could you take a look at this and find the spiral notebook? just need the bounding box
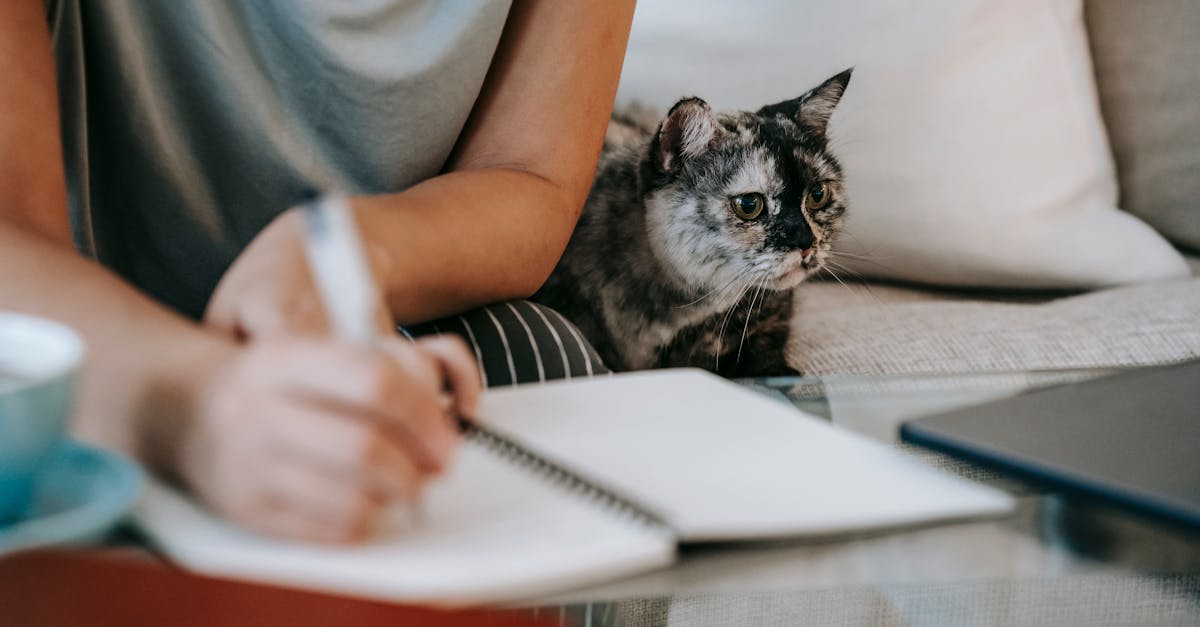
[135,369,1014,606]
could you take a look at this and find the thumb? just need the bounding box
[214,291,331,342]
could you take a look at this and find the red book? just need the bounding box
[0,549,568,627]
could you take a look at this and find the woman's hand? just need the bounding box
[204,207,394,340]
[175,334,481,543]
[197,206,487,543]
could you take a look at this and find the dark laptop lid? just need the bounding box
[901,360,1200,532]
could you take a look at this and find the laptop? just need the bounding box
[900,360,1200,532]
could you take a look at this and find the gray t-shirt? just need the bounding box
[47,0,512,318]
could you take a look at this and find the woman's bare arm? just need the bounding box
[369,0,637,321]
[1,0,471,541]
[0,0,210,456]
[0,0,70,243]
[206,0,637,334]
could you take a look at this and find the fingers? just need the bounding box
[241,292,330,339]
[200,208,336,341]
[373,339,461,471]
[193,385,426,545]
[185,329,473,545]
[204,288,331,341]
[202,300,238,338]
[233,501,353,545]
[266,400,422,502]
[258,463,384,543]
[410,336,483,418]
[248,339,459,471]
[231,484,383,545]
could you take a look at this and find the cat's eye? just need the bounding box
[807,183,830,210]
[730,193,765,220]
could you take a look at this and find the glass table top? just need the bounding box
[82,367,1197,625]
[534,368,1200,626]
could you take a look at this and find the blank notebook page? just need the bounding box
[135,441,675,606]
[478,369,1015,541]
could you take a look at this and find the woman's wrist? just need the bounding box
[345,198,399,304]
[130,329,239,483]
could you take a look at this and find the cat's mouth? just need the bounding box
[769,246,823,289]
[800,246,827,273]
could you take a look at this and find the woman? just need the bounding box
[0,1,634,541]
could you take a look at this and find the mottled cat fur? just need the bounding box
[534,70,852,377]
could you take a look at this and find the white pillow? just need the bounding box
[615,0,1188,288]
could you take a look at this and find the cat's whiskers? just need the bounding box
[825,248,898,300]
[826,252,896,276]
[712,276,757,371]
[735,273,770,365]
[822,257,870,281]
[752,269,777,322]
[821,260,887,309]
[829,261,892,310]
[836,231,897,267]
[826,250,880,262]
[821,263,854,292]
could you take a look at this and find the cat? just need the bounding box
[533,69,853,377]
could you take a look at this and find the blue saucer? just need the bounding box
[0,441,143,555]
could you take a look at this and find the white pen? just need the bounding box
[299,192,460,418]
[299,192,379,348]
[298,191,423,533]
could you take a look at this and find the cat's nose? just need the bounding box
[786,223,816,251]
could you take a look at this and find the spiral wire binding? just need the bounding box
[457,418,672,532]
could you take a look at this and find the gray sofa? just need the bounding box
[787,0,1200,377]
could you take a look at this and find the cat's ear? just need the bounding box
[654,97,723,173]
[757,68,853,140]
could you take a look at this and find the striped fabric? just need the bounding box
[404,301,611,387]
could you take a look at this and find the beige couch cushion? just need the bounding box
[1086,0,1200,252]
[789,278,1200,376]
